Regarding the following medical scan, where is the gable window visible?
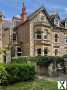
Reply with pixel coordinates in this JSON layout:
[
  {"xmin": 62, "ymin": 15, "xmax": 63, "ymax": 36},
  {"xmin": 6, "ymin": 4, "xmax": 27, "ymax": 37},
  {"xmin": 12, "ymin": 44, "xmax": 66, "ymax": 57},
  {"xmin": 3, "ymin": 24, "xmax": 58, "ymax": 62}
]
[
  {"xmin": 54, "ymin": 18, "xmax": 59, "ymax": 27},
  {"xmin": 44, "ymin": 48, "xmax": 48, "ymax": 55},
  {"xmin": 37, "ymin": 48, "xmax": 41, "ymax": 56},
  {"xmin": 55, "ymin": 49, "xmax": 58, "ymax": 56},
  {"xmin": 41, "ymin": 16, "xmax": 46, "ymax": 21},
  {"xmin": 55, "ymin": 34, "xmax": 58, "ymax": 42}
]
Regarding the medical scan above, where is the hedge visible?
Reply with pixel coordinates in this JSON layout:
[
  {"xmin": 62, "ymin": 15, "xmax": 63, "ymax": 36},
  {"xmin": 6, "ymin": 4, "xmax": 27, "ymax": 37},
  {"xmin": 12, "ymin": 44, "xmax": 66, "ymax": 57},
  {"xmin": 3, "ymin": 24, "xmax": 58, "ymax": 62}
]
[
  {"xmin": 12, "ymin": 56, "xmax": 64, "ymax": 65},
  {"xmin": 0, "ymin": 64, "xmax": 35, "ymax": 86}
]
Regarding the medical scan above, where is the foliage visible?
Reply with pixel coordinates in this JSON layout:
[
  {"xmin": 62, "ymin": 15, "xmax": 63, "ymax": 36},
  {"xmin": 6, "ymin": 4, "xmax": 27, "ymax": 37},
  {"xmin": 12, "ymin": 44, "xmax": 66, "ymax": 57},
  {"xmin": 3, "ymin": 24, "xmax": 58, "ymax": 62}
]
[
  {"xmin": 63, "ymin": 54, "xmax": 67, "ymax": 58},
  {"xmin": 11, "ymin": 57, "xmax": 28, "ymax": 64},
  {"xmin": 0, "ymin": 64, "xmax": 35, "ymax": 86},
  {"xmin": 12, "ymin": 56, "xmax": 64, "ymax": 65}
]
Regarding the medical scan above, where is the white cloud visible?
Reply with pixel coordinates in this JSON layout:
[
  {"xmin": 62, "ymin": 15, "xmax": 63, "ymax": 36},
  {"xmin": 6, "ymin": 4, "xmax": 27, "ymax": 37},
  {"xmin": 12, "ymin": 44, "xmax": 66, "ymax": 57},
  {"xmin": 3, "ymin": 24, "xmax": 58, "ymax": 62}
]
[{"xmin": 65, "ymin": 8, "xmax": 67, "ymax": 13}]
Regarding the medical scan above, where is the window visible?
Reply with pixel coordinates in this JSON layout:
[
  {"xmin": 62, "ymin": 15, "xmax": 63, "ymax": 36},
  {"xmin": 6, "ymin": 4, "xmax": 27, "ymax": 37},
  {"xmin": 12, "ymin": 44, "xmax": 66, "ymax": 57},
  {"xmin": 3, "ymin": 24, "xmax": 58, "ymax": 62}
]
[
  {"xmin": 0, "ymin": 16, "xmax": 2, "ymax": 19},
  {"xmin": 55, "ymin": 49, "xmax": 58, "ymax": 56},
  {"xmin": 41, "ymin": 16, "xmax": 45, "ymax": 21},
  {"xmin": 44, "ymin": 30, "xmax": 48, "ymax": 40},
  {"xmin": 17, "ymin": 47, "xmax": 22, "ymax": 56},
  {"xmin": 36, "ymin": 31, "xmax": 42, "ymax": 39},
  {"xmin": 64, "ymin": 35, "xmax": 67, "ymax": 44},
  {"xmin": 13, "ymin": 32, "xmax": 16, "ymax": 41},
  {"xmin": 54, "ymin": 18, "xmax": 59, "ymax": 27},
  {"xmin": 55, "ymin": 34, "xmax": 58, "ymax": 42},
  {"xmin": 44, "ymin": 48, "xmax": 48, "ymax": 55},
  {"xmin": 65, "ymin": 21, "xmax": 67, "ymax": 29},
  {"xmin": 37, "ymin": 48, "xmax": 41, "ymax": 56}
]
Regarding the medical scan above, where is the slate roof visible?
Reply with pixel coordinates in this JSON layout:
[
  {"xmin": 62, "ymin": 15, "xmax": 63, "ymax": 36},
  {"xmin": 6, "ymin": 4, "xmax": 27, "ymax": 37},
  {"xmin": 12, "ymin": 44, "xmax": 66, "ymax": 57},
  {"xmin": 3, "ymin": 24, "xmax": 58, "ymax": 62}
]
[{"xmin": 14, "ymin": 6, "xmax": 67, "ymax": 30}]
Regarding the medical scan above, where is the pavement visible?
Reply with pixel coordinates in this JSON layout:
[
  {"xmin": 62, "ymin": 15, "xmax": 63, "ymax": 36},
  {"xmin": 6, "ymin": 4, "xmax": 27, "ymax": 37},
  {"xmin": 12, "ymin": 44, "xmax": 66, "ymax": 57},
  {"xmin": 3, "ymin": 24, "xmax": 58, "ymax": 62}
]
[{"xmin": 37, "ymin": 74, "xmax": 67, "ymax": 81}]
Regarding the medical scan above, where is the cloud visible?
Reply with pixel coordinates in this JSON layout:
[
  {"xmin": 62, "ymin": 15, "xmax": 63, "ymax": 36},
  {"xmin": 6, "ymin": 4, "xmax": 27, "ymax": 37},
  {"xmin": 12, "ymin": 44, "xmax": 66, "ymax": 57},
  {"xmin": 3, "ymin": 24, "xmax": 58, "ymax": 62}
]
[{"xmin": 65, "ymin": 8, "xmax": 67, "ymax": 13}]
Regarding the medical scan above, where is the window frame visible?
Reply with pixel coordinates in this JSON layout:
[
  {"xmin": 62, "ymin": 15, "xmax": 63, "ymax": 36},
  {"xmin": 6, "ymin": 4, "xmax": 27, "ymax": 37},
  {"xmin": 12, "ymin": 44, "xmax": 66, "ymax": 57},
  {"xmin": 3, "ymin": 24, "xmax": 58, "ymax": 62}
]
[
  {"xmin": 37, "ymin": 48, "xmax": 41, "ymax": 56},
  {"xmin": 44, "ymin": 48, "xmax": 48, "ymax": 55},
  {"xmin": 55, "ymin": 49, "xmax": 58, "ymax": 56},
  {"xmin": 55, "ymin": 34, "xmax": 58, "ymax": 42},
  {"xmin": 16, "ymin": 46, "xmax": 22, "ymax": 56}
]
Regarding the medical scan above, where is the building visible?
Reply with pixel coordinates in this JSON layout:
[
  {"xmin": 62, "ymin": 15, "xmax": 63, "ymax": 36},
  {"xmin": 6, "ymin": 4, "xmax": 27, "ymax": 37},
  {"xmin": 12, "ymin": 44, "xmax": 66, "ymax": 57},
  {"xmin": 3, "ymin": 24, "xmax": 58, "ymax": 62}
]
[
  {"xmin": 0, "ymin": 2, "xmax": 67, "ymax": 64},
  {"xmin": 13, "ymin": 3, "xmax": 67, "ymax": 57},
  {"xmin": 0, "ymin": 11, "xmax": 12, "ymax": 63}
]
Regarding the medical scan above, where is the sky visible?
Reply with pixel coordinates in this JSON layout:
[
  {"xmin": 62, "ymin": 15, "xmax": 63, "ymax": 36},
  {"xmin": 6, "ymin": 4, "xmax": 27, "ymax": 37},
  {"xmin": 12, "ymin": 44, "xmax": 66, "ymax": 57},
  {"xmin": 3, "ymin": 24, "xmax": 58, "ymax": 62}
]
[{"xmin": 0, "ymin": 0, "xmax": 67, "ymax": 20}]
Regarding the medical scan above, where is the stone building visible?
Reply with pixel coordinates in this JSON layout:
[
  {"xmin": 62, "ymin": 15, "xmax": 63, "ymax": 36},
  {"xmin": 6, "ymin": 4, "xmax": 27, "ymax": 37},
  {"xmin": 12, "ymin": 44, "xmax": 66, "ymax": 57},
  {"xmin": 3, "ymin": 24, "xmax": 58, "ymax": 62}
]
[
  {"xmin": 0, "ymin": 2, "xmax": 67, "ymax": 64},
  {"xmin": 13, "ymin": 3, "xmax": 67, "ymax": 57},
  {"xmin": 0, "ymin": 11, "xmax": 12, "ymax": 63}
]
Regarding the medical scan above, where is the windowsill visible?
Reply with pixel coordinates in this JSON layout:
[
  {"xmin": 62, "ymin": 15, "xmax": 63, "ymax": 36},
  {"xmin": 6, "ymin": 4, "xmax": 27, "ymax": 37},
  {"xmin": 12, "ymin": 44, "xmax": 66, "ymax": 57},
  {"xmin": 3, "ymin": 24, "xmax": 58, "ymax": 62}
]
[
  {"xmin": 43, "ymin": 39, "xmax": 48, "ymax": 41},
  {"xmin": 35, "ymin": 38, "xmax": 48, "ymax": 40},
  {"xmin": 35, "ymin": 38, "xmax": 42, "ymax": 40}
]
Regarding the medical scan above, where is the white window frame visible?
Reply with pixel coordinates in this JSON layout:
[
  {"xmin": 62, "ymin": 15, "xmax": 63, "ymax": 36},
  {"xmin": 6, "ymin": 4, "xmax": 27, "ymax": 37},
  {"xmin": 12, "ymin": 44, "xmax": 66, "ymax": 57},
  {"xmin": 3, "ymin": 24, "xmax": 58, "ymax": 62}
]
[
  {"xmin": 43, "ymin": 30, "xmax": 48, "ymax": 40},
  {"xmin": 65, "ymin": 21, "xmax": 67, "ymax": 29},
  {"xmin": 16, "ymin": 46, "xmax": 22, "ymax": 56}
]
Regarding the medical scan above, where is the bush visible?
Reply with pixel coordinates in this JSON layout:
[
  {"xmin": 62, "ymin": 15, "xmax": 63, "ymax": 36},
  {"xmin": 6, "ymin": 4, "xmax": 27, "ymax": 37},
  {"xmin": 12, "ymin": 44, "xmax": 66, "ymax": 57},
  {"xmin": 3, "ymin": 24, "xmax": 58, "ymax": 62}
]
[
  {"xmin": 11, "ymin": 57, "xmax": 28, "ymax": 64},
  {"xmin": 0, "ymin": 64, "xmax": 35, "ymax": 86}
]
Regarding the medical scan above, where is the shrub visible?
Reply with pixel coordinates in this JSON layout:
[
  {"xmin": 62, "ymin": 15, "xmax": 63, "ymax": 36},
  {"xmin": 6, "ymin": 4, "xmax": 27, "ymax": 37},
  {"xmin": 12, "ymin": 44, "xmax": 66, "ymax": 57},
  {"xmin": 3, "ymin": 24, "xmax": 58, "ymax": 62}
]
[
  {"xmin": 11, "ymin": 57, "xmax": 29, "ymax": 64},
  {"xmin": 0, "ymin": 64, "xmax": 35, "ymax": 86}
]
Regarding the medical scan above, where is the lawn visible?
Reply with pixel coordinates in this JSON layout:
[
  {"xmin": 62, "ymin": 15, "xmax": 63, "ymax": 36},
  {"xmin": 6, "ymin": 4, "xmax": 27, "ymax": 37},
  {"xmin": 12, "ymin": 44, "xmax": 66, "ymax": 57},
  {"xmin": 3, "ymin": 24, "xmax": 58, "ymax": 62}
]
[{"xmin": 0, "ymin": 80, "xmax": 59, "ymax": 90}]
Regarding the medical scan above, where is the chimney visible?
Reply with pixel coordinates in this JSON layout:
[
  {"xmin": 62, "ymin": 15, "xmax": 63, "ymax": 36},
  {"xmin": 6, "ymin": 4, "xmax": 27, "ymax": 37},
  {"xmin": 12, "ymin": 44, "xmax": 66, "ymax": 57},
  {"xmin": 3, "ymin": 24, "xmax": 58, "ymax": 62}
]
[{"xmin": 21, "ymin": 2, "xmax": 27, "ymax": 22}]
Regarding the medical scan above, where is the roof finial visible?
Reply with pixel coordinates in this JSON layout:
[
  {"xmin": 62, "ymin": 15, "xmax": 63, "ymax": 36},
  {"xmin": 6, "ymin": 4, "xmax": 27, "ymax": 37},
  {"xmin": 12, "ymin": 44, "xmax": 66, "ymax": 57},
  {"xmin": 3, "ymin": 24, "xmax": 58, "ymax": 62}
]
[{"xmin": 21, "ymin": 0, "xmax": 27, "ymax": 22}]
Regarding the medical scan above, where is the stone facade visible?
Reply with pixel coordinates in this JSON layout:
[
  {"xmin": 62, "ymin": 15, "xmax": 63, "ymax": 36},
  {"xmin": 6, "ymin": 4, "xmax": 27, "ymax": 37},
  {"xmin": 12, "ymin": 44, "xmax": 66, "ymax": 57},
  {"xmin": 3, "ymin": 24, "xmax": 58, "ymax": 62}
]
[
  {"xmin": 0, "ymin": 11, "xmax": 12, "ymax": 63},
  {"xmin": 14, "ymin": 7, "xmax": 67, "ymax": 57},
  {"xmin": 0, "ymin": 5, "xmax": 67, "ymax": 63}
]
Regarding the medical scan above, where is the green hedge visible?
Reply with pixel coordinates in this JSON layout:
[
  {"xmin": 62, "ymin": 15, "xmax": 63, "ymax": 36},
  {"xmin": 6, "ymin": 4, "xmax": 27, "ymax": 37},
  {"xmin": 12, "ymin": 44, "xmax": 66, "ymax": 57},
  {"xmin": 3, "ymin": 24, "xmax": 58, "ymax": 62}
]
[
  {"xmin": 12, "ymin": 56, "xmax": 64, "ymax": 65},
  {"xmin": 0, "ymin": 64, "xmax": 35, "ymax": 86}
]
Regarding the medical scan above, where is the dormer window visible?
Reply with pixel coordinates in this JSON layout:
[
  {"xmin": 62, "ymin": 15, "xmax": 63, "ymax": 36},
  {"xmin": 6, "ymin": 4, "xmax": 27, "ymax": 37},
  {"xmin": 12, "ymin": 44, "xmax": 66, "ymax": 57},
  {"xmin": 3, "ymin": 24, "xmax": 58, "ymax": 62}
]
[
  {"xmin": 54, "ymin": 17, "xmax": 60, "ymax": 27},
  {"xmin": 65, "ymin": 20, "xmax": 67, "ymax": 29}
]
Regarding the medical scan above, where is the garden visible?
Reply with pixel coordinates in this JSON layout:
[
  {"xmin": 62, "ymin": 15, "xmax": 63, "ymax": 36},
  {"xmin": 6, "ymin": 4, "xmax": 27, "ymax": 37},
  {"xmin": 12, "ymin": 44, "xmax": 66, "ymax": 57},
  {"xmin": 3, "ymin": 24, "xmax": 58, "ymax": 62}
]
[{"xmin": 0, "ymin": 56, "xmax": 67, "ymax": 90}]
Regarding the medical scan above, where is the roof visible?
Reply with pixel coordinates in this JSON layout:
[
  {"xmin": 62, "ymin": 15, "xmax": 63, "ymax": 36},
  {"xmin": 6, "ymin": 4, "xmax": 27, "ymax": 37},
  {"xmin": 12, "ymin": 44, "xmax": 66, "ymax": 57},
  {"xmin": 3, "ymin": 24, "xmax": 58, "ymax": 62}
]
[
  {"xmin": 28, "ymin": 6, "xmax": 49, "ymax": 19},
  {"xmin": 14, "ymin": 6, "xmax": 67, "ymax": 30},
  {"xmin": 2, "ymin": 20, "xmax": 12, "ymax": 29},
  {"xmin": 15, "ymin": 6, "xmax": 52, "ymax": 29}
]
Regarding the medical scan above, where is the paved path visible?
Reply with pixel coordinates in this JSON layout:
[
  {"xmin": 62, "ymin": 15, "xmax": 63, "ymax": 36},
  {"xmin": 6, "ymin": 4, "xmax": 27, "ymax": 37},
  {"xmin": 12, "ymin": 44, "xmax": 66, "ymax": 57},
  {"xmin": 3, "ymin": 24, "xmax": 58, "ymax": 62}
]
[{"xmin": 37, "ymin": 74, "xmax": 67, "ymax": 81}]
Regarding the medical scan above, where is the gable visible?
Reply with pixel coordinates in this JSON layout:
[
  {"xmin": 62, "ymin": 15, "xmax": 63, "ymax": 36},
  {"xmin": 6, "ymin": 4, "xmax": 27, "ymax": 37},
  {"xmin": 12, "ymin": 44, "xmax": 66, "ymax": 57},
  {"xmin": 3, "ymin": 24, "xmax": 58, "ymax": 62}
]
[{"xmin": 29, "ymin": 7, "xmax": 51, "ymax": 26}]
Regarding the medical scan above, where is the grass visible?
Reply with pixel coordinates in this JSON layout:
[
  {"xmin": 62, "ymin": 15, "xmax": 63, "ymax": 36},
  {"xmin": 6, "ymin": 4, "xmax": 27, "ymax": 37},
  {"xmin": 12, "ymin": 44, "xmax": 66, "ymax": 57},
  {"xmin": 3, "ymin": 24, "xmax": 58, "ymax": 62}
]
[{"xmin": 0, "ymin": 80, "xmax": 60, "ymax": 90}]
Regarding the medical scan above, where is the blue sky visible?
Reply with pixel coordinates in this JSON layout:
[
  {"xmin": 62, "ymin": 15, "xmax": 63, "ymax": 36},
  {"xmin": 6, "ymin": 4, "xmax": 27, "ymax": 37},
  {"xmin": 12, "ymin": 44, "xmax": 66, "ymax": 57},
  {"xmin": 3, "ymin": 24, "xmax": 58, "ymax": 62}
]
[{"xmin": 0, "ymin": 0, "xmax": 67, "ymax": 19}]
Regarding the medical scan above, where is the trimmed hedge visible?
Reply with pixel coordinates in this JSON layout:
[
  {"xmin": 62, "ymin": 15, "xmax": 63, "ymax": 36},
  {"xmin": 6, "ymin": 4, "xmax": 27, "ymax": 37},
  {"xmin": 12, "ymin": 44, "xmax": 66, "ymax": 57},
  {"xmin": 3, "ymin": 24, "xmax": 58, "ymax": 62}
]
[
  {"xmin": 12, "ymin": 56, "xmax": 64, "ymax": 65},
  {"xmin": 0, "ymin": 64, "xmax": 35, "ymax": 86}
]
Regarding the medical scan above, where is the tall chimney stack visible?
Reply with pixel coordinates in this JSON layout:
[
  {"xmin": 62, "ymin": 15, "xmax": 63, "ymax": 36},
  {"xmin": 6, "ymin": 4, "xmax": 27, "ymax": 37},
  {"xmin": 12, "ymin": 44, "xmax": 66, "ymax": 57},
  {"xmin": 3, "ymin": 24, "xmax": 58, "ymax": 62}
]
[{"xmin": 21, "ymin": 1, "xmax": 27, "ymax": 22}]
